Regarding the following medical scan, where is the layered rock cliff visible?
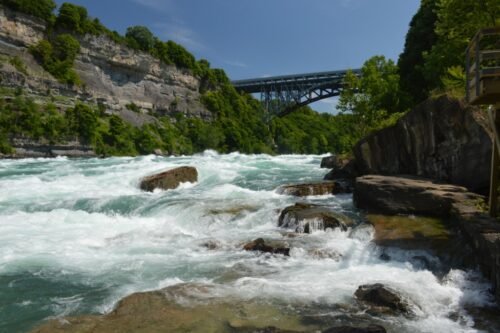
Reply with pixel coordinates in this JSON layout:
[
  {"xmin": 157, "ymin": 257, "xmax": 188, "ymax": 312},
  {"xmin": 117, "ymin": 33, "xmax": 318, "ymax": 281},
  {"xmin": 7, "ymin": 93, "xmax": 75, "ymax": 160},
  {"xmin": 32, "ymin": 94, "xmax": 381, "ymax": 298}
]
[
  {"xmin": 0, "ymin": 6, "xmax": 211, "ymax": 123},
  {"xmin": 351, "ymin": 96, "xmax": 492, "ymax": 193}
]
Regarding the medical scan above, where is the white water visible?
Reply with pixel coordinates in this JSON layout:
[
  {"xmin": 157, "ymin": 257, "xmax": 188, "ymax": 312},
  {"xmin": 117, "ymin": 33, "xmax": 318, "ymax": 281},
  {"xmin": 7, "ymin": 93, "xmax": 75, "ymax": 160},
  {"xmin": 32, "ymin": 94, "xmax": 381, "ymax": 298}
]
[{"xmin": 0, "ymin": 152, "xmax": 496, "ymax": 332}]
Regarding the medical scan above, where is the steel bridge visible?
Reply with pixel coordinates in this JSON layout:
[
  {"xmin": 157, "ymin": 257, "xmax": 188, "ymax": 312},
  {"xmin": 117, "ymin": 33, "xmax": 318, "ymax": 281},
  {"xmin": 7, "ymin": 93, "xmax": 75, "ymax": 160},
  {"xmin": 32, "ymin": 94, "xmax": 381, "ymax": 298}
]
[{"xmin": 232, "ymin": 68, "xmax": 361, "ymax": 117}]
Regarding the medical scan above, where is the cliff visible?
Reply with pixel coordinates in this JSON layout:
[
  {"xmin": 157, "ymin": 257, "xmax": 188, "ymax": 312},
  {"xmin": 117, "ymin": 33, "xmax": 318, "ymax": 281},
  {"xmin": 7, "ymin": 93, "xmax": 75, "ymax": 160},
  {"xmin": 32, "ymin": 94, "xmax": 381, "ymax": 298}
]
[
  {"xmin": 351, "ymin": 95, "xmax": 492, "ymax": 193},
  {"xmin": 0, "ymin": 6, "xmax": 211, "ymax": 123}
]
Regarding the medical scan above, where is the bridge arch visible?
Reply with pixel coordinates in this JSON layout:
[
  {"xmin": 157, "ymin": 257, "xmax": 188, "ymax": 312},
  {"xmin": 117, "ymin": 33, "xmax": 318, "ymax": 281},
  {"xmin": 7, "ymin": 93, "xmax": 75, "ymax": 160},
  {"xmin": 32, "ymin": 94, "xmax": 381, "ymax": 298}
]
[{"xmin": 232, "ymin": 69, "xmax": 361, "ymax": 117}]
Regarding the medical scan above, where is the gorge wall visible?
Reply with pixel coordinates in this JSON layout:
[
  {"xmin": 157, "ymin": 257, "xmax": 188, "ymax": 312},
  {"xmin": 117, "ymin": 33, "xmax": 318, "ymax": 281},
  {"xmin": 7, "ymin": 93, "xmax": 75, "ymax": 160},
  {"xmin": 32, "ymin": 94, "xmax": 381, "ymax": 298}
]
[
  {"xmin": 351, "ymin": 96, "xmax": 492, "ymax": 193},
  {"xmin": 0, "ymin": 6, "xmax": 211, "ymax": 125}
]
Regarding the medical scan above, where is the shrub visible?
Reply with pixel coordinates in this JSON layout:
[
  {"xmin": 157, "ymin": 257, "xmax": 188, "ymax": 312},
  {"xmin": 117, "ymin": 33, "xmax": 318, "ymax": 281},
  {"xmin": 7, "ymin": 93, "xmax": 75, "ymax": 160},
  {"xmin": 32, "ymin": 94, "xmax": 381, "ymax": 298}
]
[
  {"xmin": 126, "ymin": 26, "xmax": 156, "ymax": 52},
  {"xmin": 2, "ymin": 0, "xmax": 56, "ymax": 21}
]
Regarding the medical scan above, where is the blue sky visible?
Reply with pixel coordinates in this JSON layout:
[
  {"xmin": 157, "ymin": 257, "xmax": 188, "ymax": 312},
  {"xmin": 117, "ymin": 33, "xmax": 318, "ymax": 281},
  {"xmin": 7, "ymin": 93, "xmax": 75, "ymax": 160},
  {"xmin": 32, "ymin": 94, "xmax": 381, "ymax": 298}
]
[{"xmin": 55, "ymin": 0, "xmax": 420, "ymax": 113}]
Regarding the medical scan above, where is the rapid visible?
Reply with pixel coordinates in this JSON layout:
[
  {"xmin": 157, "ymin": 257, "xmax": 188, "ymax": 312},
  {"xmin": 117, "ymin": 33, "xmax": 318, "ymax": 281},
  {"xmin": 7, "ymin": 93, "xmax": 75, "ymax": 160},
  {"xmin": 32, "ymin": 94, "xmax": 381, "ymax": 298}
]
[{"xmin": 0, "ymin": 152, "xmax": 497, "ymax": 332}]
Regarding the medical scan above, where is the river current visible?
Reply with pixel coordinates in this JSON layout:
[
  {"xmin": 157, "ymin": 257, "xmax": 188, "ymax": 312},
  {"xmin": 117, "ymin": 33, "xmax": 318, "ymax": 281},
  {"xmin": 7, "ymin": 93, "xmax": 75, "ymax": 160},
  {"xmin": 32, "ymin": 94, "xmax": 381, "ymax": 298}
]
[{"xmin": 0, "ymin": 152, "xmax": 497, "ymax": 332}]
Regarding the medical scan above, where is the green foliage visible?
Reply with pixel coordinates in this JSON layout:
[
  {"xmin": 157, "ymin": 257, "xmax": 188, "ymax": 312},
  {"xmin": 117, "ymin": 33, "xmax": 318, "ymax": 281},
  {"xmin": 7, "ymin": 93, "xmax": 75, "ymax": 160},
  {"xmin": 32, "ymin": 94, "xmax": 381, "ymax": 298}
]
[
  {"xmin": 422, "ymin": 0, "xmax": 500, "ymax": 95},
  {"xmin": 126, "ymin": 26, "xmax": 156, "ymax": 52},
  {"xmin": 55, "ymin": 2, "xmax": 87, "ymax": 33},
  {"xmin": 9, "ymin": 56, "xmax": 27, "ymax": 75},
  {"xmin": 125, "ymin": 102, "xmax": 141, "ymax": 113},
  {"xmin": 2, "ymin": 0, "xmax": 56, "ymax": 21},
  {"xmin": 398, "ymin": 0, "xmax": 437, "ymax": 106},
  {"xmin": 338, "ymin": 56, "xmax": 402, "ymax": 138},
  {"xmin": 30, "ymin": 34, "xmax": 81, "ymax": 85},
  {"xmin": 65, "ymin": 103, "xmax": 98, "ymax": 144}
]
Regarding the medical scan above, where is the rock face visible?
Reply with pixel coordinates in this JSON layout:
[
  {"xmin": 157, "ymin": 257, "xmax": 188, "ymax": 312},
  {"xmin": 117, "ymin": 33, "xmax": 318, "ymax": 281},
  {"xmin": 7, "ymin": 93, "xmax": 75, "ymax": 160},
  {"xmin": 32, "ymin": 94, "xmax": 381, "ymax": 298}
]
[
  {"xmin": 352, "ymin": 96, "xmax": 491, "ymax": 193},
  {"xmin": 324, "ymin": 159, "xmax": 359, "ymax": 181},
  {"xmin": 354, "ymin": 284, "xmax": 416, "ymax": 317},
  {"xmin": 354, "ymin": 175, "xmax": 483, "ymax": 217},
  {"xmin": 278, "ymin": 203, "xmax": 354, "ymax": 233},
  {"xmin": 243, "ymin": 238, "xmax": 290, "ymax": 256},
  {"xmin": 0, "ymin": 6, "xmax": 211, "ymax": 123},
  {"xmin": 277, "ymin": 181, "xmax": 351, "ymax": 196},
  {"xmin": 3, "ymin": 138, "xmax": 96, "ymax": 158},
  {"xmin": 140, "ymin": 166, "xmax": 198, "ymax": 192}
]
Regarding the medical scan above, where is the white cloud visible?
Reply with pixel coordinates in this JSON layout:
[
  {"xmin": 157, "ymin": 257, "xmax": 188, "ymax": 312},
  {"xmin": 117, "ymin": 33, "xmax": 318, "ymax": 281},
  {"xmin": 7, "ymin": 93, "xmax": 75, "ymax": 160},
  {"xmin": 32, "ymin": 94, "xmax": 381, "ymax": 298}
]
[
  {"xmin": 223, "ymin": 60, "xmax": 248, "ymax": 68},
  {"xmin": 154, "ymin": 22, "xmax": 206, "ymax": 52},
  {"xmin": 132, "ymin": 0, "xmax": 175, "ymax": 12}
]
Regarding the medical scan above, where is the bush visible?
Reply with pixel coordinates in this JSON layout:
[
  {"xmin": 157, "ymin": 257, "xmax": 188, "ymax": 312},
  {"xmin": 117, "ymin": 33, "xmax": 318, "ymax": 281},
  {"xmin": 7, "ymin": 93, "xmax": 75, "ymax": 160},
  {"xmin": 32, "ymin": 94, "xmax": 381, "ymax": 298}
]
[
  {"xmin": 126, "ymin": 26, "xmax": 156, "ymax": 52},
  {"xmin": 55, "ymin": 2, "xmax": 88, "ymax": 33},
  {"xmin": 30, "ymin": 34, "xmax": 81, "ymax": 85},
  {"xmin": 9, "ymin": 56, "xmax": 27, "ymax": 75},
  {"xmin": 3, "ymin": 0, "xmax": 56, "ymax": 21},
  {"xmin": 65, "ymin": 104, "xmax": 98, "ymax": 143}
]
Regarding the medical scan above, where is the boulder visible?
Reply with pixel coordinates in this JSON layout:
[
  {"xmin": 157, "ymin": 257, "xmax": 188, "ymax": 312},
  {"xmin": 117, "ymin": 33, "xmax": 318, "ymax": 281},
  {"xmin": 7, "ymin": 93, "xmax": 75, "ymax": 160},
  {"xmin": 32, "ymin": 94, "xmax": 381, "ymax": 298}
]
[
  {"xmin": 322, "ymin": 326, "xmax": 387, "ymax": 333},
  {"xmin": 352, "ymin": 96, "xmax": 491, "ymax": 193},
  {"xmin": 324, "ymin": 159, "xmax": 358, "ymax": 181},
  {"xmin": 320, "ymin": 155, "xmax": 338, "ymax": 168},
  {"xmin": 140, "ymin": 166, "xmax": 198, "ymax": 192},
  {"xmin": 277, "ymin": 181, "xmax": 351, "ymax": 197},
  {"xmin": 354, "ymin": 175, "xmax": 483, "ymax": 217},
  {"xmin": 243, "ymin": 238, "xmax": 290, "ymax": 256},
  {"xmin": 278, "ymin": 203, "xmax": 355, "ymax": 233},
  {"xmin": 354, "ymin": 283, "xmax": 416, "ymax": 317}
]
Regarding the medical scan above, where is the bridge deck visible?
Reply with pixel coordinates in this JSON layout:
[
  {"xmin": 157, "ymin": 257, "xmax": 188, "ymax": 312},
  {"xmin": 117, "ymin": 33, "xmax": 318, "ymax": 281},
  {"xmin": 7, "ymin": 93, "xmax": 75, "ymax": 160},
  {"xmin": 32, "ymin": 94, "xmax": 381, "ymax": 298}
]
[{"xmin": 232, "ymin": 69, "xmax": 361, "ymax": 93}]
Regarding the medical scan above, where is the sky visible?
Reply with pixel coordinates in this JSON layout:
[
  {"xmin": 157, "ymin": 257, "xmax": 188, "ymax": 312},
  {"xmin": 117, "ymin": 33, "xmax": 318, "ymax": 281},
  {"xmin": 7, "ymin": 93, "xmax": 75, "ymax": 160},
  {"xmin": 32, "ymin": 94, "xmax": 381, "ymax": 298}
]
[{"xmin": 55, "ymin": 0, "xmax": 420, "ymax": 113}]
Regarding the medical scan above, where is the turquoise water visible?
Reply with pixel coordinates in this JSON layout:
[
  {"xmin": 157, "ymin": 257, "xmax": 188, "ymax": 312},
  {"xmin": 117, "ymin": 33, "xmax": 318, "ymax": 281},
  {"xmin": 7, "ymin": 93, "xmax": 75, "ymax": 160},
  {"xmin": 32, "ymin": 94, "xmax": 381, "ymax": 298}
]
[{"xmin": 0, "ymin": 153, "xmax": 496, "ymax": 332}]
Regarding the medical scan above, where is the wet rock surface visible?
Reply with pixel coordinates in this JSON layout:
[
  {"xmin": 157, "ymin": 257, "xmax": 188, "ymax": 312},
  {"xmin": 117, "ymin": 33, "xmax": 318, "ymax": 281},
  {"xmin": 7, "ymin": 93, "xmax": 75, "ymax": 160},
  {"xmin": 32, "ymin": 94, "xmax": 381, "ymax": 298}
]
[
  {"xmin": 354, "ymin": 284, "xmax": 417, "ymax": 317},
  {"xmin": 277, "ymin": 181, "xmax": 351, "ymax": 197},
  {"xmin": 140, "ymin": 166, "xmax": 198, "ymax": 192},
  {"xmin": 354, "ymin": 175, "xmax": 483, "ymax": 217},
  {"xmin": 243, "ymin": 238, "xmax": 290, "ymax": 256},
  {"xmin": 322, "ymin": 325, "xmax": 387, "ymax": 333},
  {"xmin": 279, "ymin": 203, "xmax": 355, "ymax": 233}
]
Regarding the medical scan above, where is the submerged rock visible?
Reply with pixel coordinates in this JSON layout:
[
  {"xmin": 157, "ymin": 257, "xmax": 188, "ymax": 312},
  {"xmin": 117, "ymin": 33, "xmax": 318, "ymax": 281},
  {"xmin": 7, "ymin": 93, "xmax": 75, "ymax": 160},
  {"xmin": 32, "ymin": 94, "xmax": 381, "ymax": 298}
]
[
  {"xmin": 140, "ymin": 166, "xmax": 198, "ymax": 192},
  {"xmin": 354, "ymin": 283, "xmax": 417, "ymax": 317},
  {"xmin": 243, "ymin": 238, "xmax": 290, "ymax": 256},
  {"xmin": 276, "ymin": 181, "xmax": 351, "ymax": 196},
  {"xmin": 31, "ymin": 283, "xmax": 314, "ymax": 333},
  {"xmin": 354, "ymin": 175, "xmax": 483, "ymax": 217},
  {"xmin": 279, "ymin": 203, "xmax": 354, "ymax": 233},
  {"xmin": 322, "ymin": 325, "xmax": 387, "ymax": 333}
]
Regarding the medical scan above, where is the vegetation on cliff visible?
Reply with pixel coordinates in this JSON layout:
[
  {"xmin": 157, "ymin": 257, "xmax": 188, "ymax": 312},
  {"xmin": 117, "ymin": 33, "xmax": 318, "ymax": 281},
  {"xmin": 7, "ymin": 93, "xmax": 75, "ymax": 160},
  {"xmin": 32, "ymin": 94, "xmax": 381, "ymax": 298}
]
[{"xmin": 1, "ymin": 0, "xmax": 498, "ymax": 157}]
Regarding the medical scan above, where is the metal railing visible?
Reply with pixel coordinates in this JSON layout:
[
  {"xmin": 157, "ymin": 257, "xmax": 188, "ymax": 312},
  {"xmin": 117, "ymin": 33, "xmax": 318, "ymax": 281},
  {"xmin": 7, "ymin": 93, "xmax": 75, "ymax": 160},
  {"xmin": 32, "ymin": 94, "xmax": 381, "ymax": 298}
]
[{"xmin": 466, "ymin": 27, "xmax": 500, "ymax": 105}]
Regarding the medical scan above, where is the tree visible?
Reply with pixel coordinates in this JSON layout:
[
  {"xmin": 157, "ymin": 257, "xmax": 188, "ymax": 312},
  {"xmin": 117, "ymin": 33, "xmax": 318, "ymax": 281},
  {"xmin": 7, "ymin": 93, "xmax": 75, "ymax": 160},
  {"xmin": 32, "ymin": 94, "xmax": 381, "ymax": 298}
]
[
  {"xmin": 56, "ymin": 2, "xmax": 88, "ymax": 33},
  {"xmin": 398, "ymin": 0, "xmax": 438, "ymax": 106},
  {"xmin": 3, "ymin": 0, "xmax": 56, "ymax": 21},
  {"xmin": 126, "ymin": 26, "xmax": 156, "ymax": 52},
  {"xmin": 423, "ymin": 0, "xmax": 500, "ymax": 94},
  {"xmin": 338, "ymin": 56, "xmax": 402, "ymax": 137},
  {"xmin": 65, "ymin": 104, "xmax": 98, "ymax": 143}
]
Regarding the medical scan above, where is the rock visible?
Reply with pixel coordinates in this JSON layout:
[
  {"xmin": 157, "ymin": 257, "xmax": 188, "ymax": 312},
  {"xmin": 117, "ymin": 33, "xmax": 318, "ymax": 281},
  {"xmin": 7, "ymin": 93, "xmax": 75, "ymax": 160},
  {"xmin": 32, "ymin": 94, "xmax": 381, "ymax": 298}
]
[
  {"xmin": 320, "ymin": 155, "xmax": 338, "ymax": 168},
  {"xmin": 276, "ymin": 181, "xmax": 351, "ymax": 197},
  {"xmin": 354, "ymin": 283, "xmax": 416, "ymax": 317},
  {"xmin": 324, "ymin": 159, "xmax": 358, "ymax": 181},
  {"xmin": 32, "ymin": 283, "xmax": 314, "ymax": 333},
  {"xmin": 279, "ymin": 203, "xmax": 355, "ymax": 233},
  {"xmin": 201, "ymin": 240, "xmax": 222, "ymax": 250},
  {"xmin": 243, "ymin": 238, "xmax": 290, "ymax": 256},
  {"xmin": 352, "ymin": 95, "xmax": 491, "ymax": 193},
  {"xmin": 322, "ymin": 325, "xmax": 387, "ymax": 333},
  {"xmin": 308, "ymin": 248, "xmax": 342, "ymax": 260},
  {"xmin": 366, "ymin": 214, "xmax": 453, "ymax": 252},
  {"xmin": 140, "ymin": 166, "xmax": 198, "ymax": 192},
  {"xmin": 354, "ymin": 175, "xmax": 483, "ymax": 217}
]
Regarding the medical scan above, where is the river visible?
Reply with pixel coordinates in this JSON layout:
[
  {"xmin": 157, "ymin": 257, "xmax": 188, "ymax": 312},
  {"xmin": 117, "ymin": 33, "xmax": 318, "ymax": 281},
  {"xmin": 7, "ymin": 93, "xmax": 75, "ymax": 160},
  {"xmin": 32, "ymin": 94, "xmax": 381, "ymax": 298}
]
[{"xmin": 0, "ymin": 152, "xmax": 497, "ymax": 332}]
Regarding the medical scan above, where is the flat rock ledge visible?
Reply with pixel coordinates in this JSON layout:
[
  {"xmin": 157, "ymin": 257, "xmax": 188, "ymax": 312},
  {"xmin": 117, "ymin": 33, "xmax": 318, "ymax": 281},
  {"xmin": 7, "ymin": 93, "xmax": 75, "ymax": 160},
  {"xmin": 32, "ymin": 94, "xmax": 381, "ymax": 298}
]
[
  {"xmin": 354, "ymin": 174, "xmax": 500, "ymax": 305},
  {"xmin": 277, "ymin": 181, "xmax": 351, "ymax": 197},
  {"xmin": 354, "ymin": 175, "xmax": 482, "ymax": 217},
  {"xmin": 279, "ymin": 203, "xmax": 355, "ymax": 233},
  {"xmin": 140, "ymin": 166, "xmax": 198, "ymax": 192}
]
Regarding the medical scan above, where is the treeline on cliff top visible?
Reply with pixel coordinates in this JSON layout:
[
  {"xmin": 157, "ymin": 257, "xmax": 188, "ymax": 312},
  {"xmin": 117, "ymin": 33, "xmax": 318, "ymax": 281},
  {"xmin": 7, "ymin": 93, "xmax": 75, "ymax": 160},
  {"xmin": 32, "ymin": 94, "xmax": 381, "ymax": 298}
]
[{"xmin": 0, "ymin": 0, "xmax": 499, "ymax": 157}]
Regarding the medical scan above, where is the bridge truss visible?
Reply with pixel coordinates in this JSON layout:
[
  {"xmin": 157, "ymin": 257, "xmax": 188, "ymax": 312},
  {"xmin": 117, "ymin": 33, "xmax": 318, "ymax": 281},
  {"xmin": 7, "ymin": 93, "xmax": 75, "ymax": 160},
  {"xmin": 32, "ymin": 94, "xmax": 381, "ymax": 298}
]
[{"xmin": 232, "ymin": 69, "xmax": 361, "ymax": 117}]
